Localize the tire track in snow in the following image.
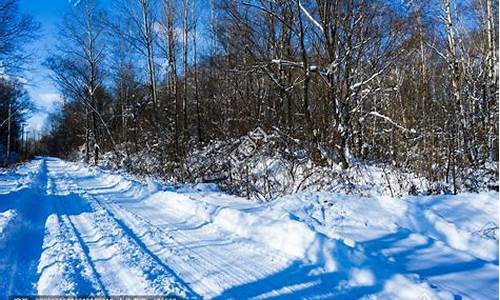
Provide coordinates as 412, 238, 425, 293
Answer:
45, 159, 195, 298
102, 201, 291, 298
66, 176, 241, 297
35, 164, 108, 296
55, 161, 297, 298
37, 205, 107, 295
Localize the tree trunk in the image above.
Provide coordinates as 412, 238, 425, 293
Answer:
444, 0, 472, 163
140, 0, 158, 108
193, 14, 202, 144
5, 102, 11, 163
164, 0, 180, 152
182, 0, 189, 144
485, 0, 497, 160
93, 109, 99, 165
85, 106, 90, 164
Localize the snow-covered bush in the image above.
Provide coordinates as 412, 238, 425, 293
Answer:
71, 128, 498, 201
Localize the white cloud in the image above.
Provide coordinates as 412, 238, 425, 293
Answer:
26, 112, 49, 134
36, 93, 61, 111
25, 93, 61, 134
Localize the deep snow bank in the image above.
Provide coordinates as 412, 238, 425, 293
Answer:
144, 190, 344, 266
148, 184, 499, 277
271, 191, 499, 262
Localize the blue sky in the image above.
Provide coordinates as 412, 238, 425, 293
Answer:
18, 0, 74, 134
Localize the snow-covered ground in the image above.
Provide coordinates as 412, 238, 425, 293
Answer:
0, 157, 498, 299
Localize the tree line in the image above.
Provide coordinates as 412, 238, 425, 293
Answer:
4, 0, 497, 190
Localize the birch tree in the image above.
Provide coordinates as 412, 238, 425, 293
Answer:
47, 0, 118, 164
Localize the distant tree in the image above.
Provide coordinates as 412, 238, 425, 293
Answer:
0, 78, 32, 163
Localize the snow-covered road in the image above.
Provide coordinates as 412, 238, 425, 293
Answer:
0, 157, 498, 299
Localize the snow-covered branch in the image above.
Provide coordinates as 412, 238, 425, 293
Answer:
270, 59, 329, 76
0, 118, 8, 128
298, 1, 324, 33
367, 111, 416, 133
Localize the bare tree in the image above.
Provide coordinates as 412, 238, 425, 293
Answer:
112, 0, 159, 116
46, 0, 118, 164
0, 0, 39, 75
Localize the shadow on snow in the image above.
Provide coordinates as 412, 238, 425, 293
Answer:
0, 160, 94, 298
216, 229, 497, 299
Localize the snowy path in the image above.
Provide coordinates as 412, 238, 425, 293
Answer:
0, 157, 498, 299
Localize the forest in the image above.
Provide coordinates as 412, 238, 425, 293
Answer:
1, 0, 498, 198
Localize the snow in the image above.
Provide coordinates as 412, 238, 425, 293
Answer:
378, 274, 453, 300
348, 268, 375, 287
0, 210, 17, 247
0, 157, 498, 299
213, 207, 319, 259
